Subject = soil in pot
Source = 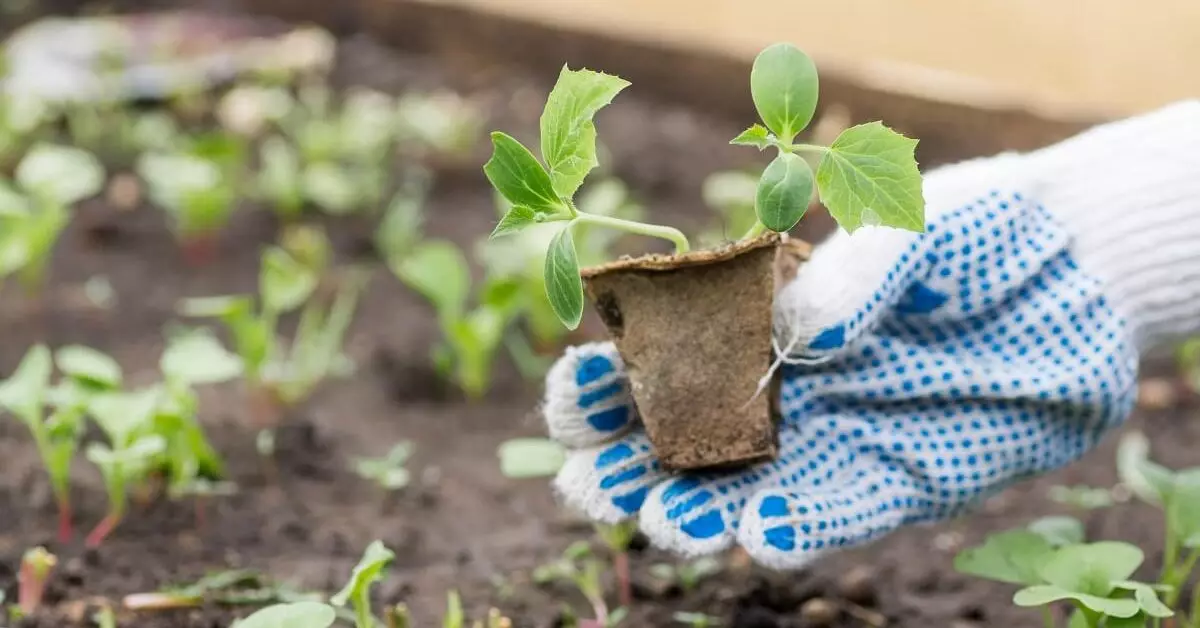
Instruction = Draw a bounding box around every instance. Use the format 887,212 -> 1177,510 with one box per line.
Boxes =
581,232 -> 809,471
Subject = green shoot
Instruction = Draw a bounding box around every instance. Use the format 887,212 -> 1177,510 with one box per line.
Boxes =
352,442 -> 415,491
83,388 -> 167,547
0,143 -> 105,294
374,169 -> 431,264
330,540 -> 397,628
1048,485 -> 1117,511
672,612 -> 722,628
257,135 -> 305,220
0,344 -> 121,542
395,90 -> 483,164
392,240 -> 519,398
234,602 -> 337,628
136,151 -> 236,265
485,43 -> 924,330
649,557 -> 724,594
216,85 -> 296,137
533,541 -> 626,627
92,605 -> 117,628
17,546 -> 56,615
498,438 -> 567,478
443,591 -> 464,628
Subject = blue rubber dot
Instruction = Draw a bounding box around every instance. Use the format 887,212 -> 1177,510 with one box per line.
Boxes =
764,525 -> 796,551
586,406 -> 629,432
578,381 -> 624,409
758,496 -> 789,518
576,354 -> 615,386
809,324 -> 846,350
594,443 -> 634,470
681,510 -> 726,539
612,486 -> 649,514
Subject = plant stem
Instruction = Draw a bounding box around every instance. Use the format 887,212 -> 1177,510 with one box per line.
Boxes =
55,495 -> 72,543
742,220 -> 768,240
353,588 -> 372,628
86,468 -> 126,548
789,143 -> 831,157
573,211 -> 690,254
1041,606 -> 1055,628
613,550 -> 632,609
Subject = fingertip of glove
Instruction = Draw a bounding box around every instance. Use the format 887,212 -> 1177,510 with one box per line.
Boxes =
543,342 -> 635,447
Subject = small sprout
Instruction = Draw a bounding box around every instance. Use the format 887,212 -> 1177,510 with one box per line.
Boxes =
396,91 -> 483,161
84,388 -> 166,546
650,557 -> 724,594
375,169 -> 430,263
672,612 -> 721,627
353,441 -> 415,491
443,591 -> 465,628
331,540 -> 397,628
1027,516 -> 1086,548
498,438 -> 566,478
136,151 -> 236,264
385,603 -> 410,628
233,601 -> 336,628
17,546 -> 56,614
217,85 -> 295,137
92,605 -> 117,628
256,135 -> 305,220
1048,485 -> 1116,510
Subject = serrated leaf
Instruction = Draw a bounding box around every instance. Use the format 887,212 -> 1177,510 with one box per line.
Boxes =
484,132 -> 564,215
16,143 -> 105,206
491,205 -> 539,238
330,540 -> 395,608
730,124 -> 773,150
232,601 -> 336,628
55,345 -> 122,389
755,152 -> 813,232
161,331 -> 244,385
953,530 -> 1053,585
544,225 -> 583,330
540,66 -> 630,198
392,240 -> 470,324
750,43 -> 818,144
817,122 -> 924,233
498,438 -> 567,478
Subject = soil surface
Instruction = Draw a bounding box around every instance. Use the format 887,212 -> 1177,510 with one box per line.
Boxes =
0,9 -> 1196,628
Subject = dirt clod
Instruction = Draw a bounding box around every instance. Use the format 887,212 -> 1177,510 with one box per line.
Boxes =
798,597 -> 839,627
837,565 -> 876,605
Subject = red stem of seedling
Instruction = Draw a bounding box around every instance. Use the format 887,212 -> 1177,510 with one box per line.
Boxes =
181,234 -> 217,267
17,548 -> 55,614
613,551 -> 632,608
84,512 -> 122,548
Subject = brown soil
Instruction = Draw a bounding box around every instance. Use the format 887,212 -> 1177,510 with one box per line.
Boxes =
0,9 -> 1196,628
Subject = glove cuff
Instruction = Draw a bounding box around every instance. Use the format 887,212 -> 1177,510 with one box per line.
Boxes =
1024,100 -> 1200,351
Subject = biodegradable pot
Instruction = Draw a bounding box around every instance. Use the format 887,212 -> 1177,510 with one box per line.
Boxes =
581,232 -> 811,471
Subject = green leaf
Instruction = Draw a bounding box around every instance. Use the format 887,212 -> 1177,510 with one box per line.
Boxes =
16,143 -> 105,206
953,530 -> 1053,585
330,540 -> 396,607
179,295 -> 252,319
816,122 -> 925,233
260,247 -> 319,314
491,205 -> 540,239
0,345 -> 52,423
161,331 -> 244,385
755,152 -> 814,232
498,438 -> 567,478
730,124 -> 773,150
539,66 -> 630,198
391,240 -> 470,324
302,162 -> 359,215
375,186 -> 427,262
257,135 -> 303,213
1112,581 -> 1174,618
544,225 -> 583,330
1047,484 -> 1114,510
55,346 -> 122,389
1028,515 -> 1085,547
1039,542 -> 1144,596
233,602 -> 337,628
484,132 -> 565,215
1013,585 -> 1140,618
749,43 -> 819,144
1103,614 -> 1150,628
87,388 -> 160,448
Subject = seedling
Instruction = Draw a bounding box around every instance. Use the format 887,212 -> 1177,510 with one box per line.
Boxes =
330,540 -> 396,628
498,438 -> 567,479
256,135 -> 306,220
217,85 -> 296,138
235,602 -> 337,628
648,557 -> 724,594
84,388 -> 168,546
484,43 -> 922,470
0,344 -> 122,542
672,612 -> 722,628
16,546 -> 56,615
0,143 -> 105,294
395,90 -> 483,164
1048,485 -> 1118,511
352,441 -> 415,491
124,568 -> 325,611
533,541 -> 627,627
392,239 -> 520,398
374,169 -> 431,264
136,151 -> 237,265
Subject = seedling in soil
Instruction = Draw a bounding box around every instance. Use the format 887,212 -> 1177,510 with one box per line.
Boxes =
0,344 -> 122,542
0,143 -> 105,294
137,150 -> 237,265
256,135 -> 306,220
395,90 -> 484,165
392,239 -> 521,399
125,568 -> 326,612
83,388 -> 168,546
329,540 -> 396,628
484,43 -> 922,470
672,612 -> 722,628
1048,485 -> 1119,511
352,441 -> 415,491
16,546 -> 56,615
374,169 -> 431,264
648,557 -> 724,594
534,541 -> 628,628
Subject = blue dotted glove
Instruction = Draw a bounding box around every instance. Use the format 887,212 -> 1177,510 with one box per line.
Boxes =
543,187 -> 1140,569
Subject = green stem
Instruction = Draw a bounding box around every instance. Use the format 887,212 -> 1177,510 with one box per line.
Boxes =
1073,603 -> 1101,628
572,211 -> 690,254
742,220 -> 769,240
353,588 -> 372,628
788,143 -> 831,157
1166,548 -> 1200,607
1041,606 -> 1055,628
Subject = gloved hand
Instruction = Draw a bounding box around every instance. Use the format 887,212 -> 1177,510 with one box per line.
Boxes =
542,101 -> 1200,569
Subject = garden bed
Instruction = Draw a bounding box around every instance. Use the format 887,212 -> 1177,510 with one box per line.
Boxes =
0,12 -> 1195,628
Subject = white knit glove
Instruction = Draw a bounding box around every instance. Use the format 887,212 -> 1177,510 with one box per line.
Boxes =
542,101 -> 1200,569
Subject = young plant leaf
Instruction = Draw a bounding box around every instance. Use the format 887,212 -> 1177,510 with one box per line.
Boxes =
55,346 -> 122,390
953,530 -> 1052,585
1116,431 -> 1174,505
1013,585 -> 1140,618
1027,515 -> 1085,547
1112,581 -> 1174,618
544,225 -> 584,330
161,331 -> 244,385
730,124 -> 773,150
302,162 -> 358,215
0,345 -> 52,422
484,132 -> 565,215
491,205 -> 540,239
1039,542 -> 1143,596
87,389 -> 160,448
233,602 -> 336,628
540,66 -> 630,198
816,122 -> 924,233
16,143 -> 105,206
755,152 -> 813,232
260,248 -> 319,315
498,438 -> 567,478
749,43 -> 819,144
392,240 -> 470,324
330,540 -> 396,607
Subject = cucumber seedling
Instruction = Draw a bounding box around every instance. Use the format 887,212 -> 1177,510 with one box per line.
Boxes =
0,143 -> 105,295
483,42 -> 923,330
